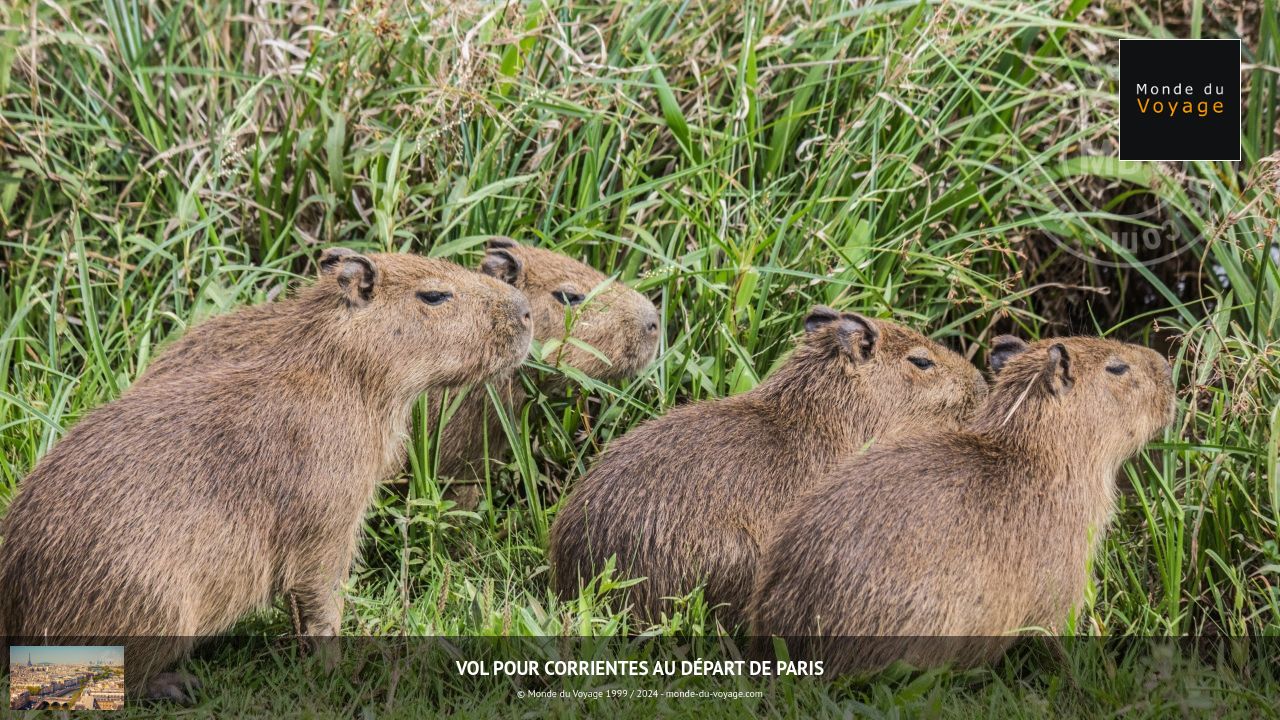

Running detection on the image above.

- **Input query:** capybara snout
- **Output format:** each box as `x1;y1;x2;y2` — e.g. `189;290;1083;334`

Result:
342;253;534;390
480;237;662;381
425;238;663;509
476;273;534;374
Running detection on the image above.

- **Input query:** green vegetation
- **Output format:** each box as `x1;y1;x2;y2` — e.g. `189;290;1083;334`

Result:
2;0;1278;716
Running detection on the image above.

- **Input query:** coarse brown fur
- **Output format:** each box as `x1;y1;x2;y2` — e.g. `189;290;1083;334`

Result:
0;250;532;702
748;336;1176;674
430;238;661;506
139;238;661;508
548;307;988;627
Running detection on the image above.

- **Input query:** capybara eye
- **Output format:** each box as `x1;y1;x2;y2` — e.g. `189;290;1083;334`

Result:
553;290;585;306
1106;361;1130;376
908;356;935;370
416;290;453;305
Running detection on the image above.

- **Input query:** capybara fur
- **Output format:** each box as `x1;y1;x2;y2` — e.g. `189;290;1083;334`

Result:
140;237;661;509
549;306;988;627
748;336;1175;674
0;249;532;702
430;238;660;506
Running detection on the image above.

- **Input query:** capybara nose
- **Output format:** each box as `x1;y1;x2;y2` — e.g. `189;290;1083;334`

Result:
514;295;532;329
641;307;661;336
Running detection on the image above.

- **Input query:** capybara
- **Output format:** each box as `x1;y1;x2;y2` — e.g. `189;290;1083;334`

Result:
432;237;661;506
549;306;988;626
748;336;1175;674
0;249;532;702
140;237;661;509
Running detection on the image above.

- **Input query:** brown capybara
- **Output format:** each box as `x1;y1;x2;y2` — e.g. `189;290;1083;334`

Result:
0;249;532;703
548;306;988;627
140;237;662;509
431;237;661;506
748;336;1176;674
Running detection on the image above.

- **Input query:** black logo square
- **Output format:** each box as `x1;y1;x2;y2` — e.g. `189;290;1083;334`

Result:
1119;39;1241;161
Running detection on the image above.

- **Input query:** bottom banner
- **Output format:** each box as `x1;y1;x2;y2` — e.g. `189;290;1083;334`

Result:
3;635;1278;716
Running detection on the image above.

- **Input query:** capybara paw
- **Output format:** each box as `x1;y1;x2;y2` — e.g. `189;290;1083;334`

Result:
303;634;343;672
146;671;202;706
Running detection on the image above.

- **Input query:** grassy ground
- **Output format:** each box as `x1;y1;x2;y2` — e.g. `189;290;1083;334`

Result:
2;0;1279;716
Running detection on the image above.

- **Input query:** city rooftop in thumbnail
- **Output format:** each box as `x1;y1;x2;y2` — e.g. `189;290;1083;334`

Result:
8;646;125;711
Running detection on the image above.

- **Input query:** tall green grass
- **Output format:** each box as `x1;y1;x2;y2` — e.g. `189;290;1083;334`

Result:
2;0;1279;714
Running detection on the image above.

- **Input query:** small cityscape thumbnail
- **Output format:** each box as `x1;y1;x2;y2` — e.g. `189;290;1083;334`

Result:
8;646;126;711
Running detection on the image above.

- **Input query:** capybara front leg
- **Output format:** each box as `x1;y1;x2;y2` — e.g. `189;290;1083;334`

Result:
291;572;345;671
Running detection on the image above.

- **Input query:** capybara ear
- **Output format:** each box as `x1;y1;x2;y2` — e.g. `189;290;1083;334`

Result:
319;247;377;307
487;236;519;250
803;306;841;333
481;248;523;286
836;312;879;362
1041;342;1074;395
989;335;1029;374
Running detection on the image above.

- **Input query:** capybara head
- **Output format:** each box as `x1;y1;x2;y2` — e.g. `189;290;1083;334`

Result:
794;306;988;430
477;237;660;380
984;335;1176;456
315;248;532;392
